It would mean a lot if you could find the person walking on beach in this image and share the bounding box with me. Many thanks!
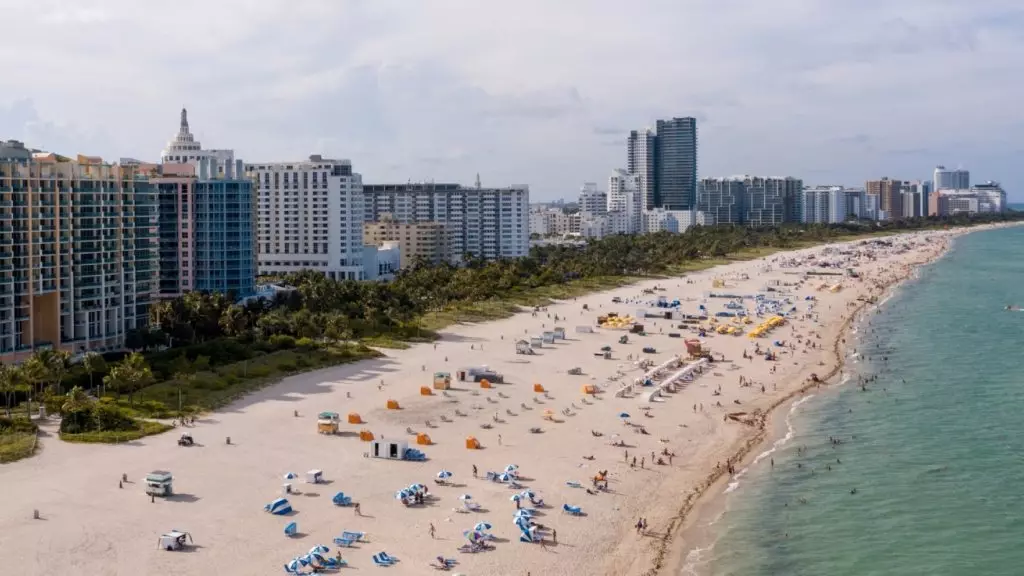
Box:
[552,529,557,544]
[472,465,478,478]
[354,502,361,516]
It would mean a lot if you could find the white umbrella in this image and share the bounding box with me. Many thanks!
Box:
[510,494,521,502]
[437,470,453,479]
[458,494,473,501]
[309,545,329,555]
[473,522,493,531]
[520,490,536,499]
[505,464,519,471]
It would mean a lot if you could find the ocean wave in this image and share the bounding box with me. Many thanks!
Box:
[679,541,717,576]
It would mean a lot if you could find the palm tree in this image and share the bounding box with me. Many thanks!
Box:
[170,355,209,415]
[21,352,48,417]
[0,364,20,417]
[46,350,71,395]
[61,385,92,414]
[83,352,107,395]
[120,352,154,407]
[102,368,126,402]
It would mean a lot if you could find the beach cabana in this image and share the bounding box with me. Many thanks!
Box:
[306,469,323,484]
[581,384,597,395]
[332,492,352,506]
[420,386,433,396]
[465,436,480,449]
[386,399,400,410]
[553,327,566,340]
[348,412,363,424]
[416,433,432,445]
[317,412,340,434]
[533,383,545,393]
[359,429,374,442]
[479,379,492,389]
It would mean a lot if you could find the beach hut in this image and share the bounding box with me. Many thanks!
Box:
[370,439,409,460]
[465,436,480,449]
[530,336,544,349]
[144,471,174,497]
[420,386,433,396]
[359,430,375,442]
[581,384,597,395]
[533,383,545,393]
[386,399,400,410]
[306,469,324,484]
[515,339,534,355]
[433,372,451,390]
[348,412,363,424]
[575,325,594,334]
[156,530,193,551]
[416,433,432,445]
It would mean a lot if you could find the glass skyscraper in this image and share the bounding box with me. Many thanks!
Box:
[654,117,698,210]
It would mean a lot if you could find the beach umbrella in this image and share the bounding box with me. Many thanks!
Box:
[474,522,493,532]
[619,412,630,419]
[437,470,453,479]
[309,545,329,555]
[283,472,297,480]
[499,473,513,483]
[395,490,409,500]
[286,558,303,572]
[297,554,311,566]
[520,490,536,499]
[458,494,473,501]
[510,494,522,502]
[505,464,519,471]
[463,530,484,542]
[309,552,327,567]
[513,509,532,518]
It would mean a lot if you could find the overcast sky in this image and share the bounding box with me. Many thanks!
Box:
[1,0,1022,200]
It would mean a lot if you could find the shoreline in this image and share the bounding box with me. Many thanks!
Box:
[658,224,998,576]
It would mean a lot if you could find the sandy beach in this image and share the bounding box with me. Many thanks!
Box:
[0,229,982,576]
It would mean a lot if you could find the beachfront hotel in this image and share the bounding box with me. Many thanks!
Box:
[246,155,366,281]
[0,140,158,361]
[154,110,257,298]
[363,178,529,263]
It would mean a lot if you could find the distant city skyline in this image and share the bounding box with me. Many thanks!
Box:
[0,1,1021,200]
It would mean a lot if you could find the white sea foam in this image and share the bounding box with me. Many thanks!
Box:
[679,541,717,576]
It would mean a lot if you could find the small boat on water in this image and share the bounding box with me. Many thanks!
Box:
[1005,305,1022,311]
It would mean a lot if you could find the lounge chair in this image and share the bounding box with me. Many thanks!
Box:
[562,504,583,516]
[321,557,347,569]
[341,530,364,542]
[372,553,393,566]
[333,536,355,547]
[284,521,299,536]
[565,480,581,488]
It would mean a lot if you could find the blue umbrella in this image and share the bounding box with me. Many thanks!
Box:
[286,558,303,572]
[458,494,473,501]
[505,464,519,471]
[474,522,493,532]
[395,490,409,500]
[499,473,513,482]
[437,470,453,479]
[619,412,631,419]
[510,494,522,502]
[283,472,297,480]
[520,490,536,499]
[309,545,329,555]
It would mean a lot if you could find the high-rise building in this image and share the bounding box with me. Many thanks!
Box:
[952,169,970,190]
[578,183,607,218]
[0,142,158,360]
[799,186,848,224]
[246,155,365,281]
[745,176,801,227]
[845,188,867,220]
[697,177,746,225]
[627,129,657,211]
[866,178,904,220]
[608,169,642,234]
[654,118,698,210]
[156,110,256,298]
[363,214,447,269]
[363,179,529,263]
[933,166,953,190]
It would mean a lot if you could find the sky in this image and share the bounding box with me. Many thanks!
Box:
[1,0,1022,201]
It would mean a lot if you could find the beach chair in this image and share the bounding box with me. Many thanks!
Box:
[372,553,393,567]
[332,492,352,506]
[333,536,355,547]
[341,531,364,543]
[565,480,582,488]
[321,557,347,569]
[379,552,396,563]
[284,521,299,536]
[530,497,545,507]
[485,471,499,481]
[562,504,583,516]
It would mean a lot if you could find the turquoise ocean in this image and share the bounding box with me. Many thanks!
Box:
[693,223,1024,576]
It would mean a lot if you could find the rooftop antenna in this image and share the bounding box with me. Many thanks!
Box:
[475,173,481,189]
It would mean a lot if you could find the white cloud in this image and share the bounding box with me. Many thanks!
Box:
[1,0,1022,198]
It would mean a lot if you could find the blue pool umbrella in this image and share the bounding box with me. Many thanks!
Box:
[473,522,493,531]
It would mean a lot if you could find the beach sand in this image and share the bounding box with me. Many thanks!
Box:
[0,230,970,575]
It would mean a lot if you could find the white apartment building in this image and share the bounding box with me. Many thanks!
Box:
[246,155,365,281]
[800,186,848,224]
[643,209,709,233]
[529,208,578,237]
[608,169,642,234]
[578,183,607,218]
[627,129,656,211]
[161,108,236,176]
[363,179,529,262]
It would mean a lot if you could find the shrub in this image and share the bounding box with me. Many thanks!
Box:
[276,360,297,372]
[0,417,38,434]
[269,334,296,350]
[295,337,318,350]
